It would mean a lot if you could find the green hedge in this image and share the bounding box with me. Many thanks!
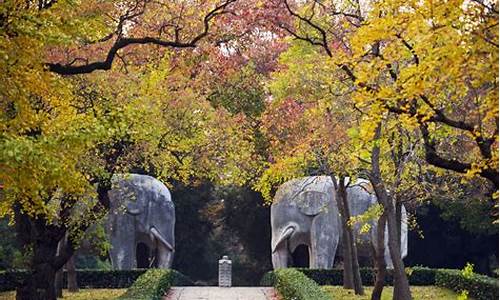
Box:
[261,267,435,286]
[0,270,27,292]
[117,269,187,300]
[0,269,192,292]
[435,269,498,300]
[406,266,436,285]
[260,271,276,287]
[261,267,498,300]
[271,269,331,300]
[69,269,147,288]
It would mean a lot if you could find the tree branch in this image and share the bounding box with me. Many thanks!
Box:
[46,0,236,75]
[283,0,332,57]
[396,34,419,65]
[420,95,493,159]
[420,123,498,189]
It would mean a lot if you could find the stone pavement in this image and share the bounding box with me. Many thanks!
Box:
[164,286,280,300]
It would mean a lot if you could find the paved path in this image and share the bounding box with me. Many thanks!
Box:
[165,287,280,300]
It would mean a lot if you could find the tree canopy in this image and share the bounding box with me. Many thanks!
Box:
[0,0,497,299]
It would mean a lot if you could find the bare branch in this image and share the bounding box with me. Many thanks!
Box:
[420,123,498,189]
[283,0,332,56]
[47,0,237,75]
[396,34,419,65]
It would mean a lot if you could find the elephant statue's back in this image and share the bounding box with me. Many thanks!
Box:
[107,174,175,270]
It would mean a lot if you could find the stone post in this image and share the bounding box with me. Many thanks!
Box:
[218,255,232,287]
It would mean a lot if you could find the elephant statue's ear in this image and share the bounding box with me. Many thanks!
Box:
[295,191,330,216]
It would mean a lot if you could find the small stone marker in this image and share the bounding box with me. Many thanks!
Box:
[218,255,232,287]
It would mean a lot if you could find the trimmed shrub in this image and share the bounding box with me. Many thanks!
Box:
[0,269,192,292]
[262,267,499,300]
[117,269,189,300]
[295,268,343,286]
[0,269,146,291]
[435,269,498,300]
[273,268,330,300]
[259,271,276,286]
[263,268,383,286]
[261,267,438,286]
[407,266,436,285]
[72,269,147,288]
[0,270,27,292]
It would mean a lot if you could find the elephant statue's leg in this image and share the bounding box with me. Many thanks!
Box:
[383,223,395,269]
[156,241,174,268]
[272,243,290,269]
[310,214,339,269]
[109,241,135,270]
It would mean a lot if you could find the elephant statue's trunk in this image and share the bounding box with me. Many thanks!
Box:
[272,225,296,253]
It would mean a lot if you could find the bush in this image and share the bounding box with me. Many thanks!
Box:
[435,269,499,300]
[72,269,147,288]
[260,271,276,286]
[272,268,330,300]
[118,269,178,300]
[0,269,192,292]
[261,267,437,286]
[295,268,343,286]
[0,269,146,291]
[407,266,437,285]
[260,271,274,286]
[0,270,27,292]
[261,267,499,300]
[262,268,372,286]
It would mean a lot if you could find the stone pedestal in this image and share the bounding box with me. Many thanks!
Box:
[218,255,232,287]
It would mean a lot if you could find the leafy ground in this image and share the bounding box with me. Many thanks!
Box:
[0,289,126,300]
[0,286,467,300]
[323,286,462,300]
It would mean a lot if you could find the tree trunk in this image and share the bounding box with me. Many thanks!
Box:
[342,228,355,289]
[16,248,59,300]
[371,213,387,300]
[336,177,364,295]
[392,200,406,299]
[66,255,79,292]
[370,124,412,300]
[14,209,73,300]
[54,239,64,298]
[386,203,410,300]
[13,181,111,300]
[54,268,63,298]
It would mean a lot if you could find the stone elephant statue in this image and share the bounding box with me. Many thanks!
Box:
[270,176,408,270]
[340,178,408,268]
[271,176,342,269]
[107,174,175,269]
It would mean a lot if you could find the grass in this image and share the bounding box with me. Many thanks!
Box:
[0,286,466,300]
[323,286,464,300]
[0,289,126,300]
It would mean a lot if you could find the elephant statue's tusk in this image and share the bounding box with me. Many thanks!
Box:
[150,227,174,251]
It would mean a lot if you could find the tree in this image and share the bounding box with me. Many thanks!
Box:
[274,0,498,189]
[0,2,259,298]
[257,41,366,294]
[1,1,497,299]
[266,1,498,298]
